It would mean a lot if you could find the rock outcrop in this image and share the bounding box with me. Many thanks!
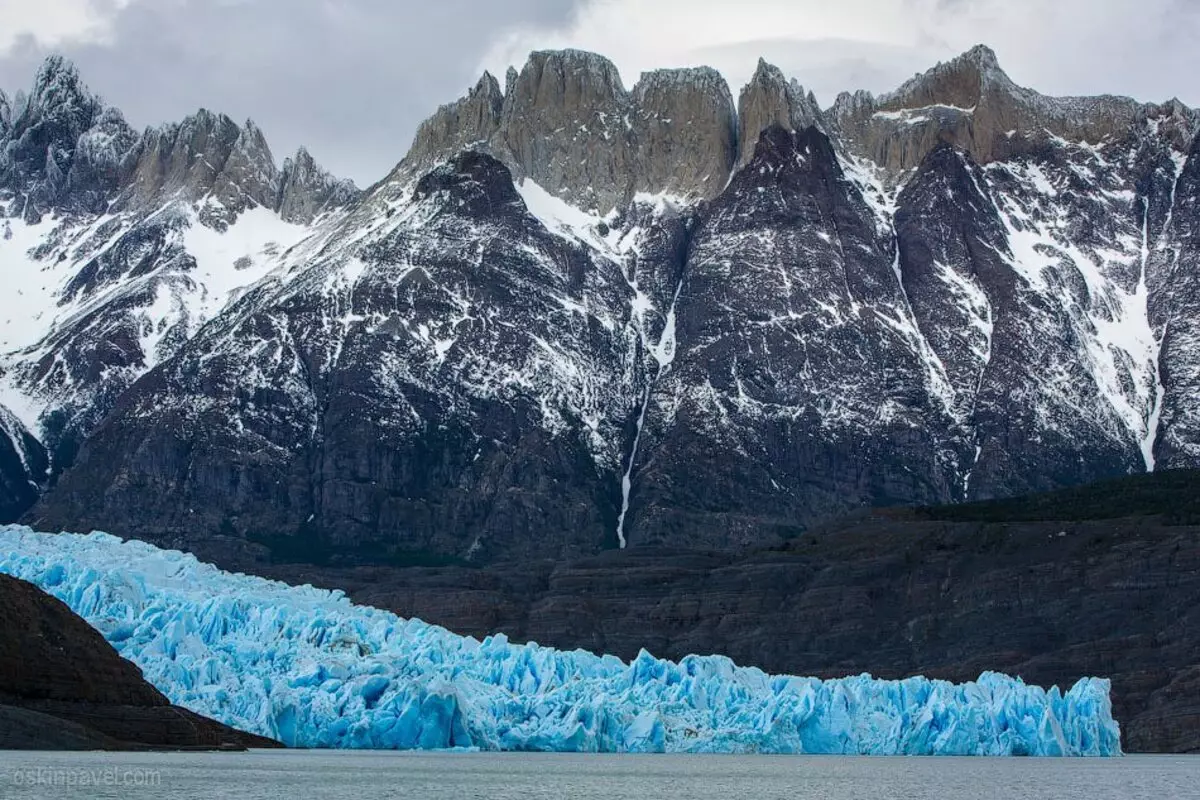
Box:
[735,58,825,168]
[0,405,47,523]
[406,50,738,209]
[0,573,278,749]
[276,147,361,224]
[631,67,737,199]
[406,72,504,172]
[123,111,279,227]
[830,45,1189,176]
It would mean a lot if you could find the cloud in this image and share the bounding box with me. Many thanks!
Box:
[482,0,1200,107]
[0,0,136,52]
[2,0,1199,186]
[0,0,577,184]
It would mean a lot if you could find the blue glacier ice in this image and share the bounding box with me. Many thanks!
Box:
[0,527,1122,755]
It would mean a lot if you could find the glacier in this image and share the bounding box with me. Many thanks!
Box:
[0,526,1121,755]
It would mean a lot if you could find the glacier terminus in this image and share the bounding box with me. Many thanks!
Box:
[0,527,1121,755]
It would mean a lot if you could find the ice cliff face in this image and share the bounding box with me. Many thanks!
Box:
[0,528,1123,755]
[5,47,1200,564]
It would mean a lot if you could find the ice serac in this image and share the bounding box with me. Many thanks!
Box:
[0,528,1123,756]
[736,58,826,168]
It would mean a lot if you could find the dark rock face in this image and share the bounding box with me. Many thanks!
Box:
[258,470,1200,755]
[0,405,48,522]
[0,573,278,749]
[1151,129,1200,468]
[20,44,1200,564]
[31,151,644,563]
[629,125,959,548]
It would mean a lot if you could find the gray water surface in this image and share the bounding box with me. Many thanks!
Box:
[0,750,1196,799]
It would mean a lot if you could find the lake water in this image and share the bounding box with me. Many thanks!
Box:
[0,750,1196,799]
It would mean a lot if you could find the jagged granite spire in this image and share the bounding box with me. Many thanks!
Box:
[831,44,1167,172]
[121,111,279,226]
[277,146,361,223]
[630,67,737,200]
[735,58,826,168]
[407,71,504,169]
[0,55,130,221]
[402,49,738,209]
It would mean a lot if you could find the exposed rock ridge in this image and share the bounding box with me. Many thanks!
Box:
[830,44,1200,173]
[0,56,358,227]
[405,50,738,210]
[735,58,826,168]
[0,56,132,221]
[408,44,1196,205]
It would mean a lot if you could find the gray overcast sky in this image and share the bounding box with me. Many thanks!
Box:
[2,0,1199,185]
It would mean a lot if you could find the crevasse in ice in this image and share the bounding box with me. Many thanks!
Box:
[0,527,1122,755]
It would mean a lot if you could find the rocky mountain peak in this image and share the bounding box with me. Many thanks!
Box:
[21,55,102,128]
[735,58,825,168]
[831,44,1156,174]
[404,49,737,209]
[0,54,116,221]
[495,48,632,211]
[0,55,356,232]
[629,66,737,199]
[406,70,504,169]
[277,145,361,223]
[121,109,281,226]
[879,43,1012,112]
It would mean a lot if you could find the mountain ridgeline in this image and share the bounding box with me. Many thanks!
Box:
[3,46,1200,565]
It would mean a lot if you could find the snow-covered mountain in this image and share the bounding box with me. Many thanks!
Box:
[5,47,1200,564]
[0,57,358,481]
